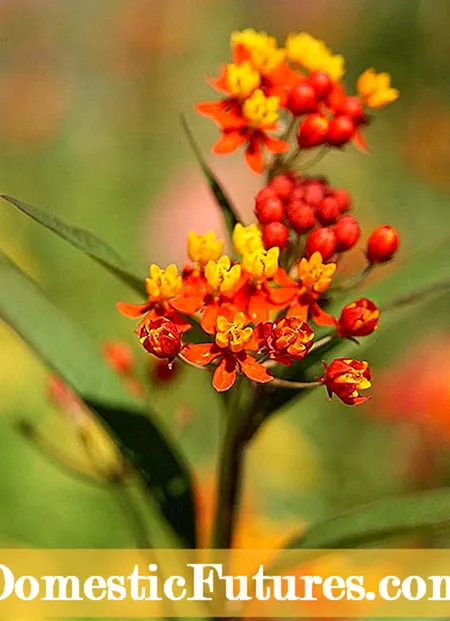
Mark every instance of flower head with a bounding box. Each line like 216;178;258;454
139;317;182;360
231;29;286;75
242;89;280;128
258;316;314;365
146;264;182;301
225;61;261;99
233;223;264;255
297;251;336;294
321;358;372;405
215;312;254;353
357;69;399;109
187;230;224;266
337;298;380;338
286;32;344;82
242;247;279;281
204;255;242;295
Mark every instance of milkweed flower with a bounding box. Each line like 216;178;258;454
183;313;271;392
286;32;345;83
321;358;372;405
336;298;380;338
357;69;399;109
257;316;315;365
138;317;182;361
117;264;192;332
187;230;224;267
232;223;264;255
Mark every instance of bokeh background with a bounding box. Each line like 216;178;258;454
1;0;450;550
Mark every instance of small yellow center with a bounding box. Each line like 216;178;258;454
297;251;336;294
187;230;224;266
204;255;241;294
231;29;286;75
215;313;253;353
336;359;372;397
242;89;280;128
242;247;279;281
146;264;182;301
232;223;264;256
285;32;345;82
225;61;261;99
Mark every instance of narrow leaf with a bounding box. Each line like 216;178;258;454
1;195;146;297
284;487;450;550
0;252;196;546
180;114;240;238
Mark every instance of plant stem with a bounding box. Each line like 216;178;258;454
332;263;374;291
270;378;322;390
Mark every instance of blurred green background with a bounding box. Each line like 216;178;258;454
1;0;450;550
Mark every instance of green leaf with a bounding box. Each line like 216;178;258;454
1;195;146;297
180;115;240;238
284;487;450;551
0;252;196;546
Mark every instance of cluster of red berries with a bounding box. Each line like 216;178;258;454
254;174;399;265
255;173;360;260
287;72;366;149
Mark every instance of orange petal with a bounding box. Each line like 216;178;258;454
116;301;150;318
183;343;219;366
248;289;271;323
212;356;236;392
268;286;296;306
353;127;370;153
213;130;247;154
263;135;290;155
245;135;264;174
310;302;336;327
170;296;203;315
239;353;272;383
201;303;220;335
287;300;309;321
233;43;251;65
273;267;297;288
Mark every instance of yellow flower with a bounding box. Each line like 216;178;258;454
357;69;399;109
187;230;224;265
231;29;285;75
215;313;253;353
242;89;280;128
285;32;345;82
146;264;182;301
242;247;279;281
233;223;264;255
204;256;241;294
226;61;261;99
297;251;336;294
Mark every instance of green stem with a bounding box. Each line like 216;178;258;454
332;263;374;292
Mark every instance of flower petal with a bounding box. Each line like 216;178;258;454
268;286;297;306
212;356;237;392
183;343;219;366
239;353;272;383
116;301;151;318
201;302;220;335
263;135;290;154
213;130;247;154
310;301;336;326
245;135;264;174
170;296;203;314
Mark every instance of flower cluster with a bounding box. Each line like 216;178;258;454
197;29;398;173
118;29;400;405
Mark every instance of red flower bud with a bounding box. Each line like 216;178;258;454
316;196;340;225
298;113;329;148
334;215;361;251
139;317;182;360
326;83;346;111
254;195;284;224
308;71;332;100
303;180;325;206
321;358;372;405
286;200;316;234
287;82;318;116
255;186;277;203
268;174;295;201
333;188;351;213
338;96;365;123
262;221;289;249
366;225;399;263
327;115;356;146
305;227;337;260
337;298;380;338
257;316;315;365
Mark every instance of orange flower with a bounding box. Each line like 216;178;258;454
321;358;372;406
197;88;289;174
281;251;336;325
117;264;193;332
182;313;271;392
233;247;295;323
257;316;314;365
138;317;182;360
336;298;380;338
